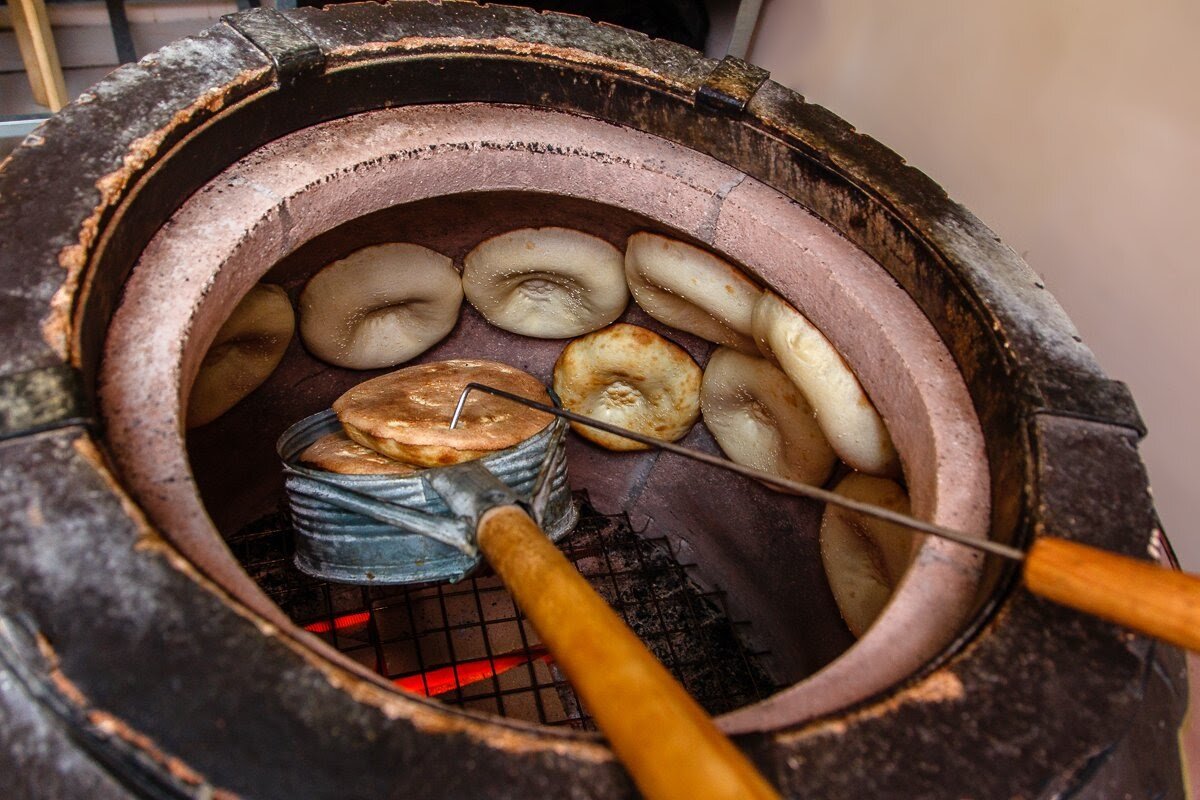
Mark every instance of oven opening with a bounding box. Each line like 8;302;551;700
101;104;991;735
183;189;847;727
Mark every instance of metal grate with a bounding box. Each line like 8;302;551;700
229;495;778;729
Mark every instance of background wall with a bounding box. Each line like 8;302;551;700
748;0;1200;566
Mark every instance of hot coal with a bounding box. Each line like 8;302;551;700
230;494;778;728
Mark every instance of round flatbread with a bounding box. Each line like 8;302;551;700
187;283;294;428
333;359;553;467
298;431;419;476
753;292;899;476
299;243;462;370
700;347;836;487
552;323;701;451
820;474;915;637
463;227;628;338
625;232;761;353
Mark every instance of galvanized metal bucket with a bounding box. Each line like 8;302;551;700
277;409;577;585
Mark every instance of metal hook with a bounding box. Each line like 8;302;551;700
449;382;1024;561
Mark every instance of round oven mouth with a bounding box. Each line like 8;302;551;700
99;102;991;736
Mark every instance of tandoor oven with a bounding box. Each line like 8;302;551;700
0;2;1186;798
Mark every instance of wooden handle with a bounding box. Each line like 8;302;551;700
476;505;781;800
10;0;69;111
1024;536;1200;652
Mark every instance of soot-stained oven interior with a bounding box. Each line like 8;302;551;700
189;191;853;725
101;100;991;736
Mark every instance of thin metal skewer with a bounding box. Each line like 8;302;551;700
449;382;1025;562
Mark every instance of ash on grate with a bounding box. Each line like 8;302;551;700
555;504;777;720
227;494;778;729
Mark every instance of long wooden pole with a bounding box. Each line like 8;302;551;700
1024;537;1200;652
476;505;781;800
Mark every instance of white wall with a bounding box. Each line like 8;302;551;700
749;0;1200;565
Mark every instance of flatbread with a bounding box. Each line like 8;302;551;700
552;323;701;451
333;359;554;467
298;431;419;476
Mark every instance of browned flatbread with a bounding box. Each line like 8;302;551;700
332;359;553;467
552;323;700;451
298;431;419;476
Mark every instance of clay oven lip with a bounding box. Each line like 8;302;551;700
100;102;990;734
0;3;1169;796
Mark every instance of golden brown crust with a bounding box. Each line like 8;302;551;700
552;323;700;451
298;431;419;476
332;359;553;467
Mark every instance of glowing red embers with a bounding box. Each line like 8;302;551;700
302;613;552;697
302;611;371;634
394;646;553;697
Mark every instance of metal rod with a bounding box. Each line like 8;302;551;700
449;383;1026;562
104;0;137;64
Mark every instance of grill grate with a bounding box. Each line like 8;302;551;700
229;495;778;729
